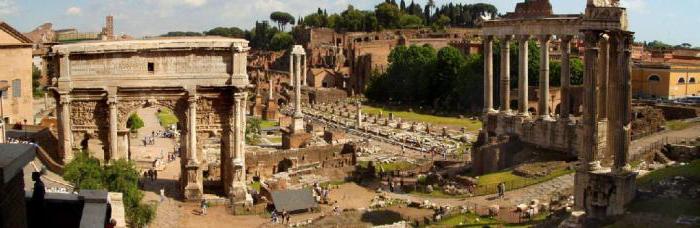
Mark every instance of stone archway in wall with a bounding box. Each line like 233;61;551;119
117;97;189;162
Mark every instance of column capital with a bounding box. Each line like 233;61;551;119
107;96;118;105
537;34;552;42
501;35;514;41
583;30;602;49
59;95;71;105
234;92;248;101
560;35;573;42
518;35;531;42
188;95;198;104
483;35;494;42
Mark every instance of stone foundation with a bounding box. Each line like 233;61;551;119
578;169;637;218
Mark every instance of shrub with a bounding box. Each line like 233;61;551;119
127;113;145;132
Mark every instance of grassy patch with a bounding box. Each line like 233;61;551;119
376;161;416;173
429;212;548;227
362;105;482;130
415;168;574;198
320;179;348;188
268;137;282;143
637;160;700;187
157;108;179;128
628;198;700;217
260;120;278;129
665;119;698;131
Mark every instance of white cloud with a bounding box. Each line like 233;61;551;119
65;6;82;16
0;0;17;16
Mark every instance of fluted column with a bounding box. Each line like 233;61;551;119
538;35;552;120
610;32;634;172
500;35;513;113
582;30;601;168
294;54;302;117
483;36;495;113
302;55;307;86
59;94;73;162
597;36;610;120
518;35;530;116
188;94;198;162
108;95;118;161
560;35;573;119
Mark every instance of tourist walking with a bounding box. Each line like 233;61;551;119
200;199;207;215
159;188;165;202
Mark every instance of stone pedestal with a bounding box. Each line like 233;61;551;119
264;101;279;120
579;169;637;219
183;161;203;201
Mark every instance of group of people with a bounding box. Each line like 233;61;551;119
271;210;290;224
144;169;158;181
142;136;157;146
312;183;331;204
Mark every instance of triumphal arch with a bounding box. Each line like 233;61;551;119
48;38;250;202
477;0;635;220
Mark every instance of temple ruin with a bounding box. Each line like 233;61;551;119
475;0;636;219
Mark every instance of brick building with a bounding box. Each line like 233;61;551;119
0;21;34;125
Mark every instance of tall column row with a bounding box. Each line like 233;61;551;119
482;34;573;120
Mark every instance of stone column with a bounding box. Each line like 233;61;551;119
108;95;118;161
500;35;513;113
483;36;495;113
229;92;248;202
58;94;73;162
538;35;552;120
610;32;634;172
294;53;302;117
187;94;198;162
518;35;530;116
356;101;362;128
581;30;601;168
302;54;307;86
597;36;610;120
560;35;573;119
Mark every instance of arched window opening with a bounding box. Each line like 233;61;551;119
648;75;661;82
678;77;686;84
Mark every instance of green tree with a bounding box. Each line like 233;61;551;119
246;118;262;145
550;58;584;86
63;152;104;190
431;46;466;106
127;113;145;132
269;32;294;51
161;31;203;37
270;11;295;31
204;27;245;38
399;14;423;28
375;2;401;29
434;15;451;29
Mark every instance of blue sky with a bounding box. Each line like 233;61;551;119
0;0;697;45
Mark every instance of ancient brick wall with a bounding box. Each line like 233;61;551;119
245;144;355;178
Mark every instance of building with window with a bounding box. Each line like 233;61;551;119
0;21;34;124
632;62;700;99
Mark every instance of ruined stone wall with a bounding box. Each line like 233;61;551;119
245;144;354;179
656;105;699;120
309;88;348;104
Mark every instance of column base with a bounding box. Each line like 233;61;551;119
538;115;555;122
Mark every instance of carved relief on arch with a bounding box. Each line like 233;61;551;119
70;100;109;127
196;96;232;128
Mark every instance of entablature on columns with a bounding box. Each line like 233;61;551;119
481;17;583;37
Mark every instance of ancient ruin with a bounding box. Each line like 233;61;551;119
476;0;637;220
47;38;251;203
